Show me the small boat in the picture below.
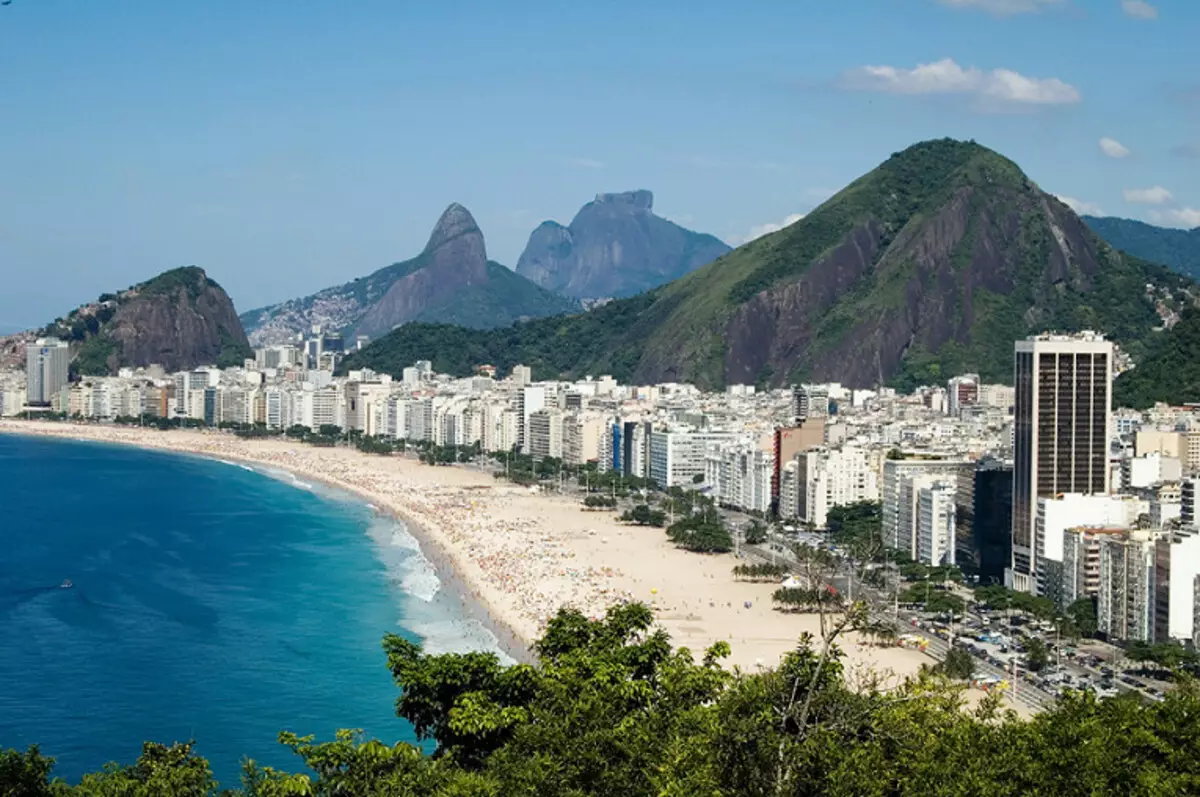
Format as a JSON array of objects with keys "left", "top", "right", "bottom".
[{"left": 60, "top": 579, "right": 72, "bottom": 589}]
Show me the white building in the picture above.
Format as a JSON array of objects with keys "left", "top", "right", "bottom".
[
  {"left": 25, "top": 338, "right": 70, "bottom": 405},
  {"left": 793, "top": 446, "right": 879, "bottom": 528},
  {"left": 917, "top": 481, "right": 957, "bottom": 566},
  {"left": 649, "top": 429, "right": 736, "bottom": 488},
  {"left": 1154, "top": 528, "right": 1200, "bottom": 642}
]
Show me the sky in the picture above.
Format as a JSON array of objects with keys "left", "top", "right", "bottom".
[{"left": 1, "top": 0, "right": 1197, "bottom": 332}]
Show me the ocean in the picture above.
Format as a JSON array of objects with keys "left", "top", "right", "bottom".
[{"left": 0, "top": 433, "right": 506, "bottom": 787}]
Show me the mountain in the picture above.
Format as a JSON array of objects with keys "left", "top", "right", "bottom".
[
  {"left": 240, "top": 204, "right": 579, "bottom": 345},
  {"left": 1114, "top": 306, "right": 1200, "bottom": 409},
  {"left": 515, "top": 190, "right": 731, "bottom": 299},
  {"left": 341, "top": 139, "right": 1194, "bottom": 390},
  {"left": 38, "top": 266, "right": 252, "bottom": 375},
  {"left": 1083, "top": 215, "right": 1200, "bottom": 280}
]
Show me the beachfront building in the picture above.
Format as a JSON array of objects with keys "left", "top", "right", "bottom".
[
  {"left": 527, "top": 408, "right": 564, "bottom": 460},
  {"left": 916, "top": 481, "right": 957, "bottom": 566},
  {"left": 705, "top": 441, "right": 773, "bottom": 513},
  {"left": 1097, "top": 530, "right": 1161, "bottom": 643},
  {"left": 25, "top": 337, "right": 69, "bottom": 406},
  {"left": 793, "top": 446, "right": 878, "bottom": 529},
  {"left": 648, "top": 428, "right": 737, "bottom": 488},
  {"left": 517, "top": 385, "right": 546, "bottom": 454},
  {"left": 881, "top": 458, "right": 972, "bottom": 559}
]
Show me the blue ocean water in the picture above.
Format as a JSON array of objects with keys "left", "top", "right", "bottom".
[{"left": 0, "top": 434, "right": 505, "bottom": 787}]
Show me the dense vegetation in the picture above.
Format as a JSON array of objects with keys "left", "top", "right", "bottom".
[
  {"left": 8, "top": 602, "right": 1200, "bottom": 795},
  {"left": 412, "top": 262, "right": 581, "bottom": 329},
  {"left": 346, "top": 139, "right": 1192, "bottom": 390},
  {"left": 1114, "top": 306, "right": 1200, "bottom": 408},
  {"left": 1085, "top": 215, "right": 1200, "bottom": 280},
  {"left": 337, "top": 292, "right": 659, "bottom": 382}
]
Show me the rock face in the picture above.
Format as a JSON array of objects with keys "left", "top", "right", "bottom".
[
  {"left": 347, "top": 139, "right": 1194, "bottom": 390},
  {"left": 241, "top": 204, "right": 578, "bottom": 345},
  {"left": 354, "top": 204, "right": 491, "bottom": 339},
  {"left": 515, "top": 190, "right": 730, "bottom": 299},
  {"left": 45, "top": 267, "right": 252, "bottom": 375}
]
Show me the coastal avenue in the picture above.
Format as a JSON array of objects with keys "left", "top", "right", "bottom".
[{"left": 732, "top": 525, "right": 1054, "bottom": 713}]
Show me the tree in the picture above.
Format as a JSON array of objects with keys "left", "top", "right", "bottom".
[
  {"left": 621, "top": 504, "right": 666, "bottom": 527},
  {"left": 10, "top": 604, "right": 1200, "bottom": 793},
  {"left": 1024, "top": 636, "right": 1050, "bottom": 672},
  {"left": 744, "top": 520, "right": 768, "bottom": 546},
  {"left": 1066, "top": 597, "right": 1099, "bottom": 638},
  {"left": 942, "top": 647, "right": 976, "bottom": 680},
  {"left": 667, "top": 516, "right": 733, "bottom": 553}
]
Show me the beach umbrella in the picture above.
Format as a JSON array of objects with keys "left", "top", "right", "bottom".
[
  {"left": 650, "top": 588, "right": 658, "bottom": 595},
  {"left": 744, "top": 600, "right": 752, "bottom": 609}
]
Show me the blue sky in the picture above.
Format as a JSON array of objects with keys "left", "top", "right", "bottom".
[{"left": 1, "top": 0, "right": 1197, "bottom": 332}]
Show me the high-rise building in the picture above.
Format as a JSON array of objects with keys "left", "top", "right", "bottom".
[
  {"left": 516, "top": 386, "right": 546, "bottom": 453},
  {"left": 917, "top": 481, "right": 958, "bottom": 566},
  {"left": 882, "top": 458, "right": 973, "bottom": 557},
  {"left": 1011, "top": 332, "right": 1113, "bottom": 593},
  {"left": 792, "top": 384, "right": 829, "bottom": 424},
  {"left": 955, "top": 457, "right": 1013, "bottom": 583},
  {"left": 25, "top": 338, "right": 70, "bottom": 406}
]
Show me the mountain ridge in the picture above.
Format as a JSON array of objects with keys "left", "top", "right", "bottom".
[
  {"left": 1083, "top": 215, "right": 1200, "bottom": 281},
  {"left": 515, "top": 190, "right": 731, "bottom": 300},
  {"left": 342, "top": 138, "right": 1194, "bottom": 389},
  {"left": 240, "top": 204, "right": 579, "bottom": 345}
]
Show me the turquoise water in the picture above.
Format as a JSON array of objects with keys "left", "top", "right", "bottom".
[{"left": 0, "top": 434, "right": 503, "bottom": 786}]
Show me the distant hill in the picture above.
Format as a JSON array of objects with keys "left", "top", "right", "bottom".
[
  {"left": 39, "top": 266, "right": 252, "bottom": 375},
  {"left": 343, "top": 139, "right": 1193, "bottom": 390},
  {"left": 1084, "top": 215, "right": 1200, "bottom": 280},
  {"left": 515, "top": 190, "right": 730, "bottom": 300},
  {"left": 1115, "top": 306, "right": 1200, "bottom": 409},
  {"left": 240, "top": 204, "right": 579, "bottom": 345}
]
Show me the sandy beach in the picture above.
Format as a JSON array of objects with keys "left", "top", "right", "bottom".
[{"left": 2, "top": 420, "right": 940, "bottom": 687}]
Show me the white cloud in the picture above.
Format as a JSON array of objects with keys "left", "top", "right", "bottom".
[
  {"left": 838, "top": 58, "right": 1081, "bottom": 109},
  {"left": 1121, "top": 0, "right": 1158, "bottom": 20},
  {"left": 1123, "top": 186, "right": 1174, "bottom": 205},
  {"left": 1149, "top": 207, "right": 1200, "bottom": 228},
  {"left": 564, "top": 157, "right": 605, "bottom": 169},
  {"left": 1056, "top": 195, "right": 1104, "bottom": 216},
  {"left": 1099, "top": 137, "right": 1131, "bottom": 158},
  {"left": 737, "top": 213, "right": 806, "bottom": 245},
  {"left": 937, "top": 0, "right": 1062, "bottom": 15}
]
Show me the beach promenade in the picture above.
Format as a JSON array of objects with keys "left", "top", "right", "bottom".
[{"left": 1, "top": 420, "right": 933, "bottom": 683}]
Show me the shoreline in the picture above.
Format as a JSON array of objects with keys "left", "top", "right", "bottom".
[
  {"left": 0, "top": 422, "right": 535, "bottom": 665},
  {"left": 0, "top": 419, "right": 977, "bottom": 699}
]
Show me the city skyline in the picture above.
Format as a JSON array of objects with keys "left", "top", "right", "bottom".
[{"left": 2, "top": 0, "right": 1197, "bottom": 330}]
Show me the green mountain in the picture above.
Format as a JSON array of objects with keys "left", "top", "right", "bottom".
[
  {"left": 1114, "top": 307, "right": 1200, "bottom": 409},
  {"left": 239, "top": 204, "right": 579, "bottom": 345},
  {"left": 39, "top": 266, "right": 252, "bottom": 376},
  {"left": 1083, "top": 215, "right": 1200, "bottom": 281},
  {"left": 342, "top": 139, "right": 1192, "bottom": 389}
]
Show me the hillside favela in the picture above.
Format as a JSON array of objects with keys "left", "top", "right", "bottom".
[{"left": 5, "top": 2, "right": 1200, "bottom": 796}]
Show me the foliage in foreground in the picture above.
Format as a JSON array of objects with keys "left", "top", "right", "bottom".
[{"left": 6, "top": 602, "right": 1200, "bottom": 796}]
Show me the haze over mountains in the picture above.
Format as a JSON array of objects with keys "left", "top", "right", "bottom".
[
  {"left": 515, "top": 190, "right": 731, "bottom": 301},
  {"left": 1083, "top": 216, "right": 1200, "bottom": 282},
  {"left": 343, "top": 138, "right": 1196, "bottom": 391},
  {"left": 239, "top": 205, "right": 580, "bottom": 346}
]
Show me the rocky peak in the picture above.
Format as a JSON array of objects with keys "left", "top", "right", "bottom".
[
  {"left": 593, "top": 190, "right": 653, "bottom": 212},
  {"left": 425, "top": 203, "right": 483, "bottom": 253}
]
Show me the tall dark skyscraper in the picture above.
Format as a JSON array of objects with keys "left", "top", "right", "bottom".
[
  {"left": 1010, "top": 333, "right": 1112, "bottom": 593},
  {"left": 956, "top": 458, "right": 1013, "bottom": 584}
]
